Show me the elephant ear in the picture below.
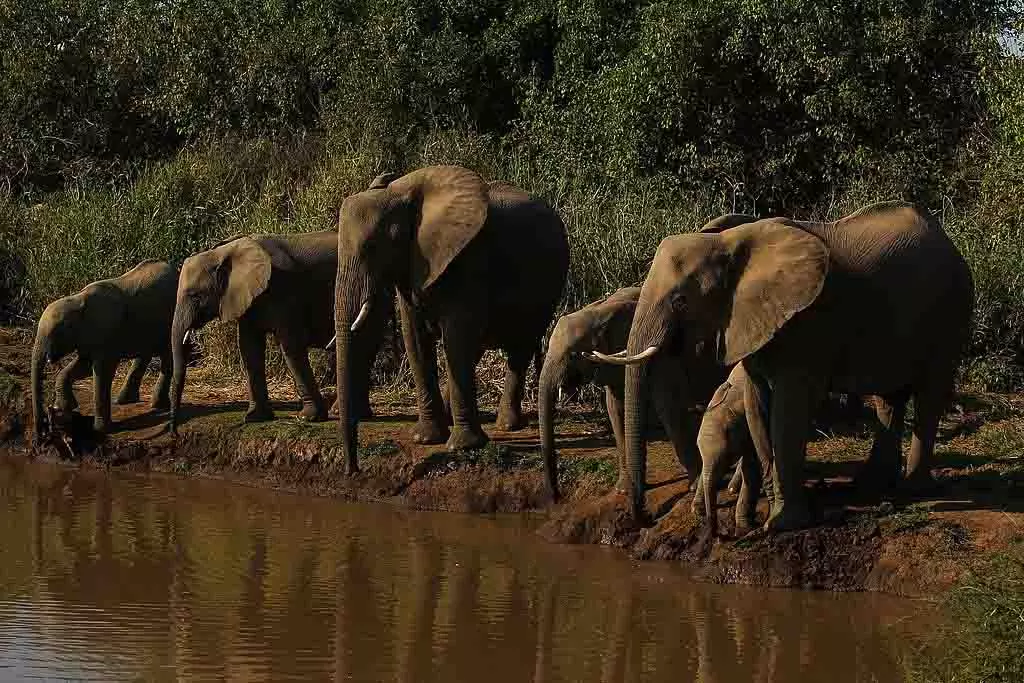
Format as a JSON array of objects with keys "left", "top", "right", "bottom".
[
  {"left": 388, "top": 165, "right": 489, "bottom": 290},
  {"left": 717, "top": 221, "right": 829, "bottom": 365},
  {"left": 218, "top": 237, "right": 272, "bottom": 322},
  {"left": 367, "top": 171, "right": 400, "bottom": 190},
  {"left": 699, "top": 213, "right": 759, "bottom": 234}
]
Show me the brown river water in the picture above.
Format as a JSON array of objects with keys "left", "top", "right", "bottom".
[{"left": 0, "top": 455, "right": 930, "bottom": 682}]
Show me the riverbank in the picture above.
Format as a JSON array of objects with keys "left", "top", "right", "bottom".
[{"left": 2, "top": 326, "right": 1022, "bottom": 598}]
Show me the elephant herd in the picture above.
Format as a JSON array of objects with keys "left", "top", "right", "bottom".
[{"left": 31, "top": 165, "right": 974, "bottom": 533}]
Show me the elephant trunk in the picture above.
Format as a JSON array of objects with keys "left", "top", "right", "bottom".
[
  {"left": 622, "top": 289, "right": 673, "bottom": 520},
  {"left": 30, "top": 333, "right": 49, "bottom": 443},
  {"left": 336, "top": 265, "right": 373, "bottom": 474},
  {"left": 538, "top": 343, "right": 570, "bottom": 502},
  {"left": 169, "top": 302, "right": 196, "bottom": 433}
]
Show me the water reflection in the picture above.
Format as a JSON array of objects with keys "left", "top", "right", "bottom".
[{"left": 0, "top": 456, "right": 923, "bottom": 682}]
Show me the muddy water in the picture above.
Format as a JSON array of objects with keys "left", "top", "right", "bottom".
[{"left": 0, "top": 456, "right": 927, "bottom": 682}]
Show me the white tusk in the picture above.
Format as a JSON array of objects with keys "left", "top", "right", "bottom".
[
  {"left": 557, "top": 386, "right": 564, "bottom": 403},
  {"left": 325, "top": 335, "right": 336, "bottom": 350},
  {"left": 350, "top": 301, "right": 371, "bottom": 332},
  {"left": 589, "top": 346, "right": 660, "bottom": 365},
  {"left": 581, "top": 349, "right": 626, "bottom": 361},
  {"left": 183, "top": 329, "right": 194, "bottom": 346}
]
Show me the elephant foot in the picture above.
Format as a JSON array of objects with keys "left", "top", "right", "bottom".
[
  {"left": 297, "top": 402, "right": 329, "bottom": 422},
  {"left": 92, "top": 417, "right": 112, "bottom": 435},
  {"left": 734, "top": 503, "right": 757, "bottom": 535},
  {"left": 115, "top": 390, "right": 141, "bottom": 406},
  {"left": 854, "top": 455, "right": 902, "bottom": 493},
  {"left": 244, "top": 405, "right": 275, "bottom": 423},
  {"left": 412, "top": 419, "right": 449, "bottom": 445},
  {"left": 446, "top": 425, "right": 489, "bottom": 452},
  {"left": 903, "top": 468, "right": 938, "bottom": 493},
  {"left": 150, "top": 395, "right": 171, "bottom": 412},
  {"left": 764, "top": 500, "right": 812, "bottom": 533},
  {"left": 495, "top": 409, "right": 528, "bottom": 432},
  {"left": 55, "top": 395, "right": 78, "bottom": 413},
  {"left": 613, "top": 475, "right": 632, "bottom": 497},
  {"left": 691, "top": 480, "right": 706, "bottom": 512}
]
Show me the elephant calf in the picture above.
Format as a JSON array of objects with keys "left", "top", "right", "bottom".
[
  {"left": 697, "top": 363, "right": 916, "bottom": 537},
  {"left": 32, "top": 259, "right": 177, "bottom": 442},
  {"left": 538, "top": 287, "right": 727, "bottom": 500},
  {"left": 168, "top": 231, "right": 388, "bottom": 432}
]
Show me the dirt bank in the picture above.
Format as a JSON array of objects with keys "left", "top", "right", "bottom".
[{"left": 2, "top": 326, "right": 1022, "bottom": 596}]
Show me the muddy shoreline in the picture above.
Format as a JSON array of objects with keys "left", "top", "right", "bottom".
[{"left": 2, "top": 327, "right": 1021, "bottom": 597}]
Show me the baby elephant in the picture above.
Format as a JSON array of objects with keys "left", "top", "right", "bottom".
[
  {"left": 538, "top": 287, "right": 726, "bottom": 500},
  {"left": 31, "top": 259, "right": 177, "bottom": 442},
  {"left": 694, "top": 364, "right": 761, "bottom": 537},
  {"left": 697, "top": 364, "right": 910, "bottom": 536}
]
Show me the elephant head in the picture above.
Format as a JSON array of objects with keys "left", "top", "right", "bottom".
[
  {"left": 31, "top": 297, "right": 84, "bottom": 442},
  {"left": 591, "top": 219, "right": 830, "bottom": 519},
  {"left": 538, "top": 287, "right": 640, "bottom": 500},
  {"left": 169, "top": 237, "right": 271, "bottom": 431},
  {"left": 334, "top": 165, "right": 490, "bottom": 472}
]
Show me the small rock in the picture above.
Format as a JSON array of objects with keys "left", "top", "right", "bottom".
[{"left": 878, "top": 501, "right": 895, "bottom": 516}]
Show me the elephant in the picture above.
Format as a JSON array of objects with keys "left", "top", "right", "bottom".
[
  {"left": 168, "top": 230, "right": 390, "bottom": 432},
  {"left": 591, "top": 201, "right": 974, "bottom": 530},
  {"left": 334, "top": 165, "right": 570, "bottom": 473},
  {"left": 537, "top": 286, "right": 727, "bottom": 501},
  {"left": 697, "top": 363, "right": 915, "bottom": 536},
  {"left": 31, "top": 259, "right": 177, "bottom": 442}
]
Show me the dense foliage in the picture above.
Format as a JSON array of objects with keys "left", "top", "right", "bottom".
[{"left": 0, "top": 1, "right": 1021, "bottom": 386}]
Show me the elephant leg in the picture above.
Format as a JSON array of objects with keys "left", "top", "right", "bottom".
[
  {"left": 91, "top": 357, "right": 117, "bottom": 434},
  {"left": 440, "top": 317, "right": 488, "bottom": 452},
  {"left": 855, "top": 392, "right": 907, "bottom": 491},
  {"left": 495, "top": 346, "right": 534, "bottom": 432},
  {"left": 743, "top": 368, "right": 774, "bottom": 508},
  {"left": 906, "top": 376, "right": 953, "bottom": 487},
  {"left": 734, "top": 444, "right": 762, "bottom": 534},
  {"left": 764, "top": 374, "right": 821, "bottom": 532},
  {"left": 55, "top": 355, "right": 91, "bottom": 412},
  {"left": 605, "top": 384, "right": 630, "bottom": 493},
  {"left": 115, "top": 356, "right": 149, "bottom": 405},
  {"left": 398, "top": 294, "right": 449, "bottom": 445},
  {"left": 280, "top": 337, "right": 327, "bottom": 422},
  {"left": 238, "top": 320, "right": 274, "bottom": 423},
  {"left": 151, "top": 351, "right": 171, "bottom": 411}
]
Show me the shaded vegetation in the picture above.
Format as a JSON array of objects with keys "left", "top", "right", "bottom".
[
  {"left": 908, "top": 542, "right": 1024, "bottom": 682},
  {"left": 1, "top": 3, "right": 1021, "bottom": 391}
]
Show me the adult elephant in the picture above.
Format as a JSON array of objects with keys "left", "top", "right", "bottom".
[
  {"left": 593, "top": 202, "right": 974, "bottom": 530},
  {"left": 334, "top": 166, "right": 570, "bottom": 473},
  {"left": 32, "top": 260, "right": 177, "bottom": 442},
  {"left": 538, "top": 286, "right": 726, "bottom": 501},
  {"left": 168, "top": 231, "right": 389, "bottom": 433}
]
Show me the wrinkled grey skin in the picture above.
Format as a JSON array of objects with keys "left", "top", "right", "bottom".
[
  {"left": 538, "top": 286, "right": 726, "bottom": 501},
  {"left": 597, "top": 202, "right": 974, "bottom": 531},
  {"left": 32, "top": 260, "right": 177, "bottom": 442},
  {"left": 335, "top": 166, "right": 569, "bottom": 474},
  {"left": 169, "top": 231, "right": 389, "bottom": 432}
]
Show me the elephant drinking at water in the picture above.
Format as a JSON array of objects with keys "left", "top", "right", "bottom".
[
  {"left": 538, "top": 286, "right": 726, "bottom": 501},
  {"left": 592, "top": 202, "right": 974, "bottom": 531},
  {"left": 334, "top": 166, "right": 570, "bottom": 474},
  {"left": 32, "top": 259, "right": 177, "bottom": 442}
]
